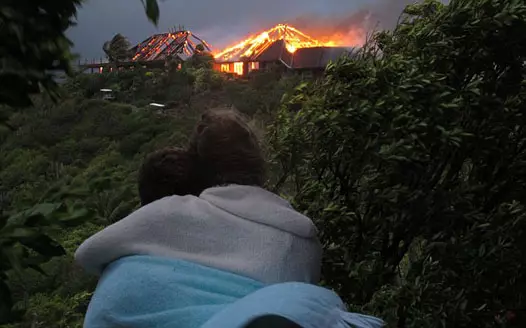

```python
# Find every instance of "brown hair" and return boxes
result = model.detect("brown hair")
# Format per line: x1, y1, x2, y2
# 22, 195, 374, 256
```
138, 110, 266, 206
189, 109, 266, 187
138, 147, 205, 206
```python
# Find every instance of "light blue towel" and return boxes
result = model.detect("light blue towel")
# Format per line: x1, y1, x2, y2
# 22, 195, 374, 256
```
203, 282, 384, 328
84, 255, 264, 328
76, 185, 323, 285
84, 255, 384, 328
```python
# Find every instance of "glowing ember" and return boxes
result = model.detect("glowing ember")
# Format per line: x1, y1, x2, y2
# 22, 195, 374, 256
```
214, 24, 353, 62
132, 31, 212, 62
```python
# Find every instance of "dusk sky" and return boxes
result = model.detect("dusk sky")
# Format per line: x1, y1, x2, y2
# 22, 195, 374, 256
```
67, 0, 417, 60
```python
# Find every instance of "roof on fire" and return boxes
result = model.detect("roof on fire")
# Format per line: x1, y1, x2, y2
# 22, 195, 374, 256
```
130, 31, 212, 62
216, 39, 353, 69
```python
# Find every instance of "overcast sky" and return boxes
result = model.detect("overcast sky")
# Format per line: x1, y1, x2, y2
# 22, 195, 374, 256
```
67, 0, 416, 60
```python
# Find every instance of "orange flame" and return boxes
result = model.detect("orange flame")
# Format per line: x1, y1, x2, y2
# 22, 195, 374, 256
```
132, 31, 211, 62
214, 24, 357, 62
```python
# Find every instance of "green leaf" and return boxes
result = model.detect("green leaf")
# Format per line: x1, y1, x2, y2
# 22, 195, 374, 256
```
2, 247, 23, 276
0, 216, 7, 230
24, 213, 50, 228
27, 264, 48, 276
19, 235, 65, 258
142, 0, 160, 25
0, 279, 13, 324
3, 227, 40, 240
57, 208, 92, 227
31, 203, 64, 217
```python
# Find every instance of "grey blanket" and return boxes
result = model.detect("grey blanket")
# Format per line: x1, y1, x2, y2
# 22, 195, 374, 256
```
75, 185, 322, 284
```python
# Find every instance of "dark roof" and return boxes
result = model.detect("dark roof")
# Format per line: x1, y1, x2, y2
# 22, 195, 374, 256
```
253, 40, 286, 62
253, 40, 295, 67
291, 47, 352, 69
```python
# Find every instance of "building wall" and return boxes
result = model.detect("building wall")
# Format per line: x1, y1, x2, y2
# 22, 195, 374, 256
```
214, 60, 298, 77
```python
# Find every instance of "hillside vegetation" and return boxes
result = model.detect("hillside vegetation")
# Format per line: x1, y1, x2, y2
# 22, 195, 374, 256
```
269, 1, 526, 327
1, 0, 526, 327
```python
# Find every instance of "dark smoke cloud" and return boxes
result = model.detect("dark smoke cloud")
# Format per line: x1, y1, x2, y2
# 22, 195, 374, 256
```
68, 0, 427, 60
283, 0, 419, 47
285, 11, 374, 47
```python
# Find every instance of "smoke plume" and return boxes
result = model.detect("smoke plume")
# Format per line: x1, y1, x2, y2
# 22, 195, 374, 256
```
285, 0, 419, 47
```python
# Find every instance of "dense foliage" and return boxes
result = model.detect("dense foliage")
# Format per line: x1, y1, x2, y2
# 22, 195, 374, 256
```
0, 0, 80, 109
0, 1, 119, 321
0, 1, 84, 321
0, 1, 160, 323
0, 97, 191, 326
270, 0, 526, 327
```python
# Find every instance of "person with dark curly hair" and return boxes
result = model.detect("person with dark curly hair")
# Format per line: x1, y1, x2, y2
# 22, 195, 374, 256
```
137, 147, 203, 206
75, 109, 383, 328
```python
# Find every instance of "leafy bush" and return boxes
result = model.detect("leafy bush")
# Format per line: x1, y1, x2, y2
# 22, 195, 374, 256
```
224, 75, 303, 117
270, 0, 526, 327
0, 85, 197, 324
0, 1, 80, 109
192, 68, 223, 92
0, 0, 162, 324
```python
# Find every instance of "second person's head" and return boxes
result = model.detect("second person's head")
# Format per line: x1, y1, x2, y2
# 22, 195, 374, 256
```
189, 109, 266, 188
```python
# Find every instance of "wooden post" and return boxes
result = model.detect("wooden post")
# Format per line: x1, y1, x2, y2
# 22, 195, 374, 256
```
243, 61, 249, 77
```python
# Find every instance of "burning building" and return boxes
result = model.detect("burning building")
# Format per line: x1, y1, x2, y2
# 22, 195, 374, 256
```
212, 24, 353, 76
81, 28, 212, 73
82, 24, 353, 76
131, 29, 212, 62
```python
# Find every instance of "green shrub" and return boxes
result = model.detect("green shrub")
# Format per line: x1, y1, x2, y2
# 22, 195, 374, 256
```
270, 0, 526, 326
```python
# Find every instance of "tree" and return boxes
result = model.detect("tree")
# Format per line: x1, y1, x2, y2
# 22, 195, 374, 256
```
103, 34, 132, 63
270, 0, 526, 327
0, 0, 161, 323
0, 1, 81, 109
187, 44, 214, 69
0, 0, 160, 112
195, 44, 205, 53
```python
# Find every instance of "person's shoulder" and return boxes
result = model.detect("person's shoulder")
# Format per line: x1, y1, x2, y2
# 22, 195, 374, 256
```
139, 194, 204, 215
154, 194, 201, 205
112, 194, 203, 226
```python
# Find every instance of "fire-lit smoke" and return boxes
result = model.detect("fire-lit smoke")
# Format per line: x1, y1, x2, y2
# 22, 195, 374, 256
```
285, 0, 420, 48
212, 0, 422, 56
285, 10, 373, 48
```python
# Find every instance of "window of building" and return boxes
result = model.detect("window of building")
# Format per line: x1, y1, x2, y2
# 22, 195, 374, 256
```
220, 63, 229, 72
249, 62, 260, 71
234, 62, 244, 75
